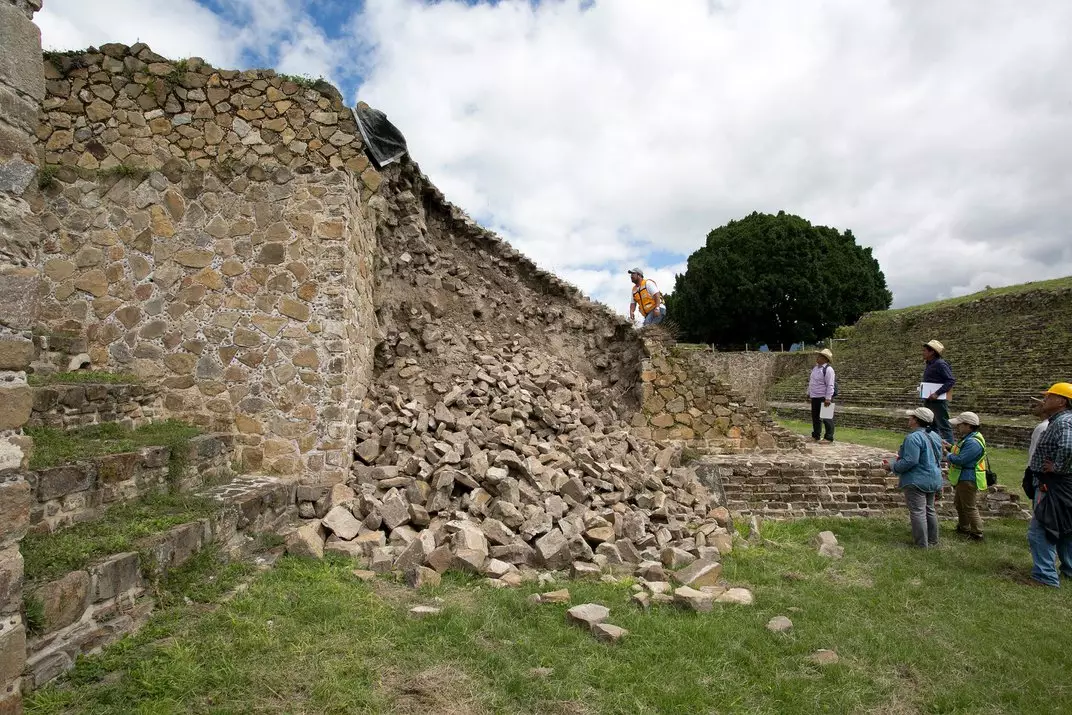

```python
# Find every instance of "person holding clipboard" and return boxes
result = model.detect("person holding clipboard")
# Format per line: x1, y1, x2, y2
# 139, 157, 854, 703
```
919, 339, 956, 445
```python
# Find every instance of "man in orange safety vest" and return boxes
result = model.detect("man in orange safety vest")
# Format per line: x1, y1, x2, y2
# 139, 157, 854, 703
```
628, 267, 665, 326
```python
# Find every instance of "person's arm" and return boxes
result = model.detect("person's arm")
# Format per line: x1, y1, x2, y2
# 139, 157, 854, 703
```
629, 300, 637, 321
947, 437, 982, 467
824, 366, 835, 404
935, 361, 956, 396
891, 434, 920, 474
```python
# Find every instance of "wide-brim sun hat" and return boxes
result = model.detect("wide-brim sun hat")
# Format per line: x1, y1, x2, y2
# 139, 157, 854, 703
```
906, 406, 935, 423
814, 348, 833, 361
923, 339, 945, 355
950, 411, 981, 426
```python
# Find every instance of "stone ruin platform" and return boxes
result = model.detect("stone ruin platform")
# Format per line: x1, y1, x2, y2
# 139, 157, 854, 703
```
697, 440, 1029, 520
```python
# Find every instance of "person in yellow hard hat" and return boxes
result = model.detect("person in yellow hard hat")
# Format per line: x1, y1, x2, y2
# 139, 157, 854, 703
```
627, 268, 665, 326
1024, 382, 1072, 587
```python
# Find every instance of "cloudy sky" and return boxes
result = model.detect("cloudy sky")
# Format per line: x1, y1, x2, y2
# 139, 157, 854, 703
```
36, 0, 1072, 312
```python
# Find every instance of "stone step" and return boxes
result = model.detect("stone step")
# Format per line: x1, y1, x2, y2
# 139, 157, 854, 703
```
29, 382, 160, 431
22, 474, 297, 691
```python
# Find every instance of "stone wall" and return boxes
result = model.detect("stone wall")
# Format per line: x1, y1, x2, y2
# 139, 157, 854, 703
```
684, 348, 810, 407
698, 453, 1029, 519
24, 474, 294, 690
0, 0, 45, 708
31, 47, 382, 482
25, 433, 234, 534
29, 382, 160, 430
632, 341, 803, 451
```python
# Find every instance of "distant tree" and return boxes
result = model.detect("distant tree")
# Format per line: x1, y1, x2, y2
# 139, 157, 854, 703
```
665, 212, 892, 346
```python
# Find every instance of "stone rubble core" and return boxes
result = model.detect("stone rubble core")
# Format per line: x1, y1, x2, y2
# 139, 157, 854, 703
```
287, 336, 744, 590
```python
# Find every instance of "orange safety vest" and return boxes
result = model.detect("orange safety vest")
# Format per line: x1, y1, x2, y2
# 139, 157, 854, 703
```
632, 280, 658, 316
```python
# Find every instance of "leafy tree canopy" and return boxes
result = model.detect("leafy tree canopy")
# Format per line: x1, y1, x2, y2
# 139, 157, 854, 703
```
665, 211, 892, 346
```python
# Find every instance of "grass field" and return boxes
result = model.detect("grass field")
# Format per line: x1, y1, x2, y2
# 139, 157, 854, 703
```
777, 418, 1029, 491
26, 516, 1072, 715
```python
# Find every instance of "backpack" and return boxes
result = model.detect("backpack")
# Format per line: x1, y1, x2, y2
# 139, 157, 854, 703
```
821, 364, 840, 399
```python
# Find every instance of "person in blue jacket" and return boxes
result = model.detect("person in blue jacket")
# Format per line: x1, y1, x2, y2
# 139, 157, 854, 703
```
886, 406, 945, 547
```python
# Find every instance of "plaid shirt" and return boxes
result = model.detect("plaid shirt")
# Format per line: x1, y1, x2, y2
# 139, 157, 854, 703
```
1030, 408, 1072, 474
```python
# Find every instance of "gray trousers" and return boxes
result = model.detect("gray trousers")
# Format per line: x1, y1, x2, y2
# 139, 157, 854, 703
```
904, 486, 939, 548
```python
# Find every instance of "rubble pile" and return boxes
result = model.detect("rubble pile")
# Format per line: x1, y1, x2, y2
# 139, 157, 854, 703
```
287, 337, 739, 587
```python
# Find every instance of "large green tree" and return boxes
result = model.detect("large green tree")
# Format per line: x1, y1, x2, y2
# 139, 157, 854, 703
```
665, 212, 891, 346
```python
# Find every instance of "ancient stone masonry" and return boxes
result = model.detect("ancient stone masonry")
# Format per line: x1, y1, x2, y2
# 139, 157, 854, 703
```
31, 46, 382, 482
29, 381, 159, 430
1, 0, 46, 709
685, 349, 809, 408
633, 341, 803, 452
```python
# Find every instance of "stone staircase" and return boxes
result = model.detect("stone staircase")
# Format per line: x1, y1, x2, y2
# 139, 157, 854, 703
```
16, 375, 299, 691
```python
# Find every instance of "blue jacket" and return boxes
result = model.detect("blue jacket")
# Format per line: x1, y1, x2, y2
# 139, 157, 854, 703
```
922, 358, 956, 397
892, 428, 944, 492
947, 432, 984, 485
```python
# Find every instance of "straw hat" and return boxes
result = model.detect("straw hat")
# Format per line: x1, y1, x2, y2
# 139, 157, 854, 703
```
923, 339, 945, 355
814, 349, 833, 362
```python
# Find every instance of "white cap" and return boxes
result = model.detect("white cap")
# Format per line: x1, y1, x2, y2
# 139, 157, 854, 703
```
950, 411, 981, 426
905, 406, 935, 423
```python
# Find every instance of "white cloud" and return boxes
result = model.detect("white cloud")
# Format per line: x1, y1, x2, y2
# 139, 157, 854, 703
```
36, 0, 1072, 312
352, 0, 1072, 309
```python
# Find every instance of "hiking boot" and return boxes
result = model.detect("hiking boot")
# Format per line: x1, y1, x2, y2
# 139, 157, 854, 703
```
968, 533, 984, 542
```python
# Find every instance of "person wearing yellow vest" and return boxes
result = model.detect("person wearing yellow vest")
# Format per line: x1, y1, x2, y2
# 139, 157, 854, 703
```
627, 267, 665, 326
946, 411, 988, 541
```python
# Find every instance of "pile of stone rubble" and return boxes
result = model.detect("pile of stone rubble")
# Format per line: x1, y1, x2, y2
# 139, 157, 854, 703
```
285, 339, 742, 592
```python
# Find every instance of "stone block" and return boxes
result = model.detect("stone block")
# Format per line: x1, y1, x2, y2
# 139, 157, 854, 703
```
89, 552, 141, 602
0, 384, 31, 430
0, 622, 26, 686
0, 546, 23, 615
0, 337, 32, 370
0, 2, 44, 101
95, 452, 140, 484
0, 478, 30, 544
34, 464, 92, 501
34, 570, 91, 632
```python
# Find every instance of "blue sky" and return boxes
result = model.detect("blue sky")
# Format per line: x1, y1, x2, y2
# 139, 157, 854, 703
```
35, 0, 1072, 314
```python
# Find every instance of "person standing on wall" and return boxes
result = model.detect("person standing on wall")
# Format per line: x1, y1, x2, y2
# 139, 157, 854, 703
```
885, 407, 944, 548
627, 268, 666, 326
806, 349, 836, 443
1023, 383, 1072, 587
921, 339, 956, 445
946, 411, 988, 541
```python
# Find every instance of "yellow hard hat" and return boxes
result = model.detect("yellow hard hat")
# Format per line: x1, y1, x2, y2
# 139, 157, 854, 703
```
1044, 382, 1072, 400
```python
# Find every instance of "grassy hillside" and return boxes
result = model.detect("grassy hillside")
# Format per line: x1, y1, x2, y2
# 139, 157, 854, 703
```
768, 277, 1072, 416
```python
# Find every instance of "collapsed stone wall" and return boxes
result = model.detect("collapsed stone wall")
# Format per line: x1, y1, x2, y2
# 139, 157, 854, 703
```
634, 342, 803, 451
31, 46, 381, 481
684, 349, 810, 408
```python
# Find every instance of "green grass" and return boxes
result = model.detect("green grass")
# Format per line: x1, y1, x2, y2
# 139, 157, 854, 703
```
278, 73, 325, 89
20, 492, 220, 586
884, 275, 1072, 316
25, 518, 1072, 715
28, 371, 140, 386
778, 418, 1028, 490
27, 420, 201, 488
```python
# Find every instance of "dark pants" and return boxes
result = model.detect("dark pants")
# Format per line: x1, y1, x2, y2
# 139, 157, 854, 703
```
810, 397, 834, 441
904, 486, 939, 548
924, 399, 953, 444
954, 480, 983, 536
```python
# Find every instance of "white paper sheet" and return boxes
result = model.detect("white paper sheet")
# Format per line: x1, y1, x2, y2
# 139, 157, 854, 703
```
819, 402, 835, 419
919, 382, 948, 400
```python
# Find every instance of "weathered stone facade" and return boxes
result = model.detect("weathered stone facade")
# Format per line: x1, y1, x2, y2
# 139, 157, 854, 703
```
28, 381, 159, 430
26, 433, 234, 534
24, 474, 294, 690
1, 0, 45, 709
633, 341, 802, 451
31, 47, 381, 481
685, 349, 810, 408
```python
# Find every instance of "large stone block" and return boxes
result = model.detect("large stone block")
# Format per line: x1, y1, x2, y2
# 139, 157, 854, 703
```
34, 464, 92, 501
0, 478, 29, 545
0, 383, 30, 430
0, 2, 44, 101
89, 552, 142, 602
0, 620, 26, 688
33, 570, 90, 632
0, 546, 23, 615
0, 267, 38, 329
0, 337, 32, 370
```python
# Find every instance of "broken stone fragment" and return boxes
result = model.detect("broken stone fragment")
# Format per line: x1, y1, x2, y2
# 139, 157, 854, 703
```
566, 603, 610, 627
766, 616, 793, 633
673, 586, 714, 612
570, 561, 601, 580
405, 566, 442, 589
537, 588, 570, 604
285, 522, 325, 559
715, 587, 754, 605
660, 547, 696, 569
590, 623, 629, 643
535, 528, 572, 569
409, 605, 441, 618
322, 505, 362, 541
807, 649, 839, 666
671, 559, 722, 589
